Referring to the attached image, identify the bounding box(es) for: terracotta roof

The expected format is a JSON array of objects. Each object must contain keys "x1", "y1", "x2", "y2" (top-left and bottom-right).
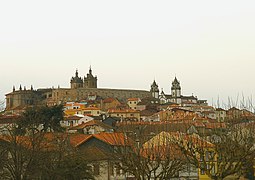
[
  {"x1": 69, "y1": 120, "x2": 113, "y2": 130},
  {"x1": 204, "y1": 123, "x2": 226, "y2": 129},
  {"x1": 82, "y1": 107, "x2": 100, "y2": 111},
  {"x1": 69, "y1": 132, "x2": 131, "y2": 147},
  {"x1": 65, "y1": 116, "x2": 83, "y2": 121},
  {"x1": 127, "y1": 98, "x2": 139, "y2": 101},
  {"x1": 93, "y1": 132, "x2": 130, "y2": 146},
  {"x1": 108, "y1": 109, "x2": 139, "y2": 113},
  {"x1": 68, "y1": 134, "x2": 92, "y2": 147}
]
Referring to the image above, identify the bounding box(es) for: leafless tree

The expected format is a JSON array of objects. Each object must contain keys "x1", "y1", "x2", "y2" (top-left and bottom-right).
[
  {"x1": 114, "y1": 126, "x2": 187, "y2": 180},
  {"x1": 175, "y1": 124, "x2": 255, "y2": 180}
]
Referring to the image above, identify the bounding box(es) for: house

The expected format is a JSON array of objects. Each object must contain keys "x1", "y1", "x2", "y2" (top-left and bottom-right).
[
  {"x1": 72, "y1": 132, "x2": 134, "y2": 180},
  {"x1": 102, "y1": 98, "x2": 121, "y2": 111},
  {"x1": 136, "y1": 97, "x2": 160, "y2": 111},
  {"x1": 103, "y1": 117, "x2": 121, "y2": 127},
  {"x1": 140, "y1": 109, "x2": 158, "y2": 121},
  {"x1": 0, "y1": 115, "x2": 20, "y2": 135},
  {"x1": 158, "y1": 108, "x2": 198, "y2": 121},
  {"x1": 60, "y1": 115, "x2": 83, "y2": 127},
  {"x1": 108, "y1": 109, "x2": 140, "y2": 121},
  {"x1": 69, "y1": 120, "x2": 114, "y2": 134},
  {"x1": 127, "y1": 98, "x2": 141, "y2": 110},
  {"x1": 142, "y1": 131, "x2": 199, "y2": 179},
  {"x1": 215, "y1": 108, "x2": 227, "y2": 122}
]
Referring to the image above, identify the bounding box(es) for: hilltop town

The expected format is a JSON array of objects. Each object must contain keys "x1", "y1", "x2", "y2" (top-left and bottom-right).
[{"x1": 1, "y1": 67, "x2": 255, "y2": 179}]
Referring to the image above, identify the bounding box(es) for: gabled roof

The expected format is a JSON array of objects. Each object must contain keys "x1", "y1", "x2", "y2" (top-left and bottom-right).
[
  {"x1": 127, "y1": 98, "x2": 140, "y2": 101},
  {"x1": 69, "y1": 120, "x2": 113, "y2": 130},
  {"x1": 71, "y1": 132, "x2": 131, "y2": 147},
  {"x1": 64, "y1": 116, "x2": 83, "y2": 121},
  {"x1": 93, "y1": 132, "x2": 128, "y2": 146},
  {"x1": 68, "y1": 134, "x2": 92, "y2": 147}
]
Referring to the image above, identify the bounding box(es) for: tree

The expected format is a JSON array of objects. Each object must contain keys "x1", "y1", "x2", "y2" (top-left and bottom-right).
[
  {"x1": 0, "y1": 106, "x2": 93, "y2": 180},
  {"x1": 16, "y1": 105, "x2": 64, "y2": 135},
  {"x1": 175, "y1": 124, "x2": 255, "y2": 180},
  {"x1": 114, "y1": 126, "x2": 187, "y2": 179}
]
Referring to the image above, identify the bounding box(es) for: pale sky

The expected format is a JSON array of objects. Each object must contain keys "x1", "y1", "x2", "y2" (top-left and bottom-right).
[{"x1": 1, "y1": 0, "x2": 255, "y2": 107}]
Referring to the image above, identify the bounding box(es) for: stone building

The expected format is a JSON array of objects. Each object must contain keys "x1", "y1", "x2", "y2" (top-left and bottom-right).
[
  {"x1": 159, "y1": 77, "x2": 207, "y2": 106},
  {"x1": 5, "y1": 67, "x2": 151, "y2": 111},
  {"x1": 5, "y1": 85, "x2": 52, "y2": 112}
]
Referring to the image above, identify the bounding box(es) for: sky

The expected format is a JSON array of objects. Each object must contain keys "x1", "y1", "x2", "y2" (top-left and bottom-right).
[{"x1": 1, "y1": 0, "x2": 255, "y2": 108}]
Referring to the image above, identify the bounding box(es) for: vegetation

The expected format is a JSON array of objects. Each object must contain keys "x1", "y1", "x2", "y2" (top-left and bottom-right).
[{"x1": 0, "y1": 105, "x2": 93, "y2": 180}]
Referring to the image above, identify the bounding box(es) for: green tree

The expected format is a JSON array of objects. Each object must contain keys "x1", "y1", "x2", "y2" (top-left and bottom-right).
[{"x1": 16, "y1": 105, "x2": 64, "y2": 135}]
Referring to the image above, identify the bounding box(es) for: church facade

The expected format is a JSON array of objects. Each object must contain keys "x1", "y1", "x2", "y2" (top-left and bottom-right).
[{"x1": 158, "y1": 77, "x2": 207, "y2": 106}]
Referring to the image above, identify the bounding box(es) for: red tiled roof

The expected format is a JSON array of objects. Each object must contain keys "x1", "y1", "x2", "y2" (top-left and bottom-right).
[
  {"x1": 108, "y1": 109, "x2": 139, "y2": 113},
  {"x1": 69, "y1": 120, "x2": 113, "y2": 130},
  {"x1": 127, "y1": 98, "x2": 139, "y2": 101},
  {"x1": 65, "y1": 116, "x2": 83, "y2": 121},
  {"x1": 68, "y1": 134, "x2": 92, "y2": 147},
  {"x1": 93, "y1": 132, "x2": 130, "y2": 146}
]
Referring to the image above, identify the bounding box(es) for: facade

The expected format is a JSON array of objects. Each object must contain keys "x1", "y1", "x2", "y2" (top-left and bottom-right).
[
  {"x1": 127, "y1": 98, "x2": 141, "y2": 110},
  {"x1": 5, "y1": 86, "x2": 52, "y2": 112},
  {"x1": 159, "y1": 77, "x2": 207, "y2": 106}
]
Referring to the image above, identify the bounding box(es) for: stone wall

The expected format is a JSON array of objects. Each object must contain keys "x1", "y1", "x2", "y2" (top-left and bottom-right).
[{"x1": 52, "y1": 87, "x2": 151, "y2": 103}]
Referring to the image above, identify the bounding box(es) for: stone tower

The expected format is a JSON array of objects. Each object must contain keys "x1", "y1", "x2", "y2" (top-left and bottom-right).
[
  {"x1": 171, "y1": 77, "x2": 181, "y2": 98},
  {"x1": 70, "y1": 69, "x2": 83, "y2": 89},
  {"x1": 84, "y1": 66, "x2": 97, "y2": 88},
  {"x1": 150, "y1": 80, "x2": 159, "y2": 99}
]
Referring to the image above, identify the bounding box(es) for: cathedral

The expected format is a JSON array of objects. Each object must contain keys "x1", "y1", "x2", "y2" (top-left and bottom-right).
[
  {"x1": 70, "y1": 67, "x2": 97, "y2": 89},
  {"x1": 150, "y1": 77, "x2": 207, "y2": 106},
  {"x1": 5, "y1": 67, "x2": 207, "y2": 112}
]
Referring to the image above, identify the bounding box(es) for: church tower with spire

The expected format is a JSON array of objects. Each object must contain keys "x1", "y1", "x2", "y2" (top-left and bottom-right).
[
  {"x1": 150, "y1": 80, "x2": 159, "y2": 99},
  {"x1": 84, "y1": 66, "x2": 97, "y2": 88},
  {"x1": 171, "y1": 77, "x2": 181, "y2": 98},
  {"x1": 70, "y1": 69, "x2": 83, "y2": 89}
]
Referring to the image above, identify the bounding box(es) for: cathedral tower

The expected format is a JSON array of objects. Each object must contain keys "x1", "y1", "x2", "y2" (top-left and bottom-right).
[
  {"x1": 84, "y1": 66, "x2": 97, "y2": 88},
  {"x1": 171, "y1": 77, "x2": 181, "y2": 98},
  {"x1": 150, "y1": 80, "x2": 159, "y2": 99},
  {"x1": 70, "y1": 69, "x2": 83, "y2": 89}
]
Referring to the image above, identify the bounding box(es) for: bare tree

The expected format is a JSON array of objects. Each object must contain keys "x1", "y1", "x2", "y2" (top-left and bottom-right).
[
  {"x1": 114, "y1": 128, "x2": 187, "y2": 179},
  {"x1": 175, "y1": 124, "x2": 255, "y2": 180},
  {"x1": 0, "y1": 106, "x2": 94, "y2": 180}
]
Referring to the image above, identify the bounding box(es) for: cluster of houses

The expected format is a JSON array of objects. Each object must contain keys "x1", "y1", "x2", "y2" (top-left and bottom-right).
[{"x1": 1, "y1": 77, "x2": 255, "y2": 179}]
